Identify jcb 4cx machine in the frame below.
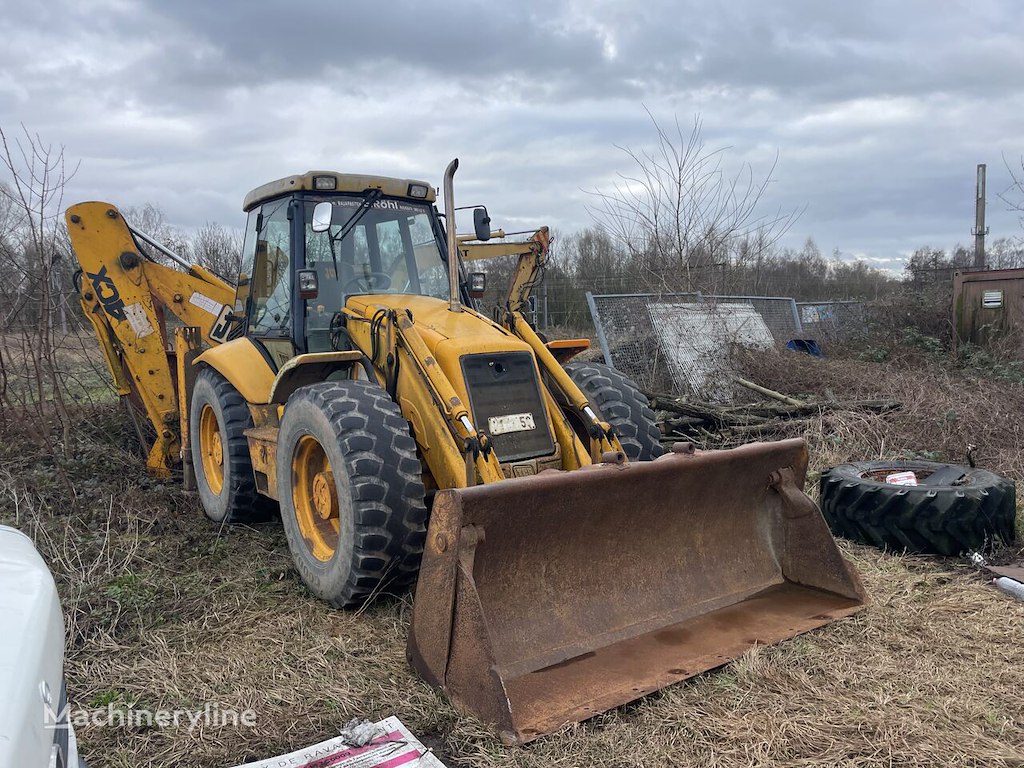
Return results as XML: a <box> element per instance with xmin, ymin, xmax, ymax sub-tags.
<box><xmin>67</xmin><ymin>160</ymin><xmax>866</xmax><ymax>744</ymax></box>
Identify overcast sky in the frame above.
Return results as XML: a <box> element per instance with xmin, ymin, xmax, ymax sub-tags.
<box><xmin>2</xmin><ymin>0</ymin><xmax>1023</xmax><ymax>271</ymax></box>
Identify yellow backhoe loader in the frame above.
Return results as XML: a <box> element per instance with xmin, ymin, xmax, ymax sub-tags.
<box><xmin>66</xmin><ymin>160</ymin><xmax>866</xmax><ymax>744</ymax></box>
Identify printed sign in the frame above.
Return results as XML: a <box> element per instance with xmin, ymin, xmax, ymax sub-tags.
<box><xmin>189</xmin><ymin>291</ymin><xmax>225</xmax><ymax>317</ymax></box>
<box><xmin>123</xmin><ymin>303</ymin><xmax>155</xmax><ymax>338</ymax></box>
<box><xmin>229</xmin><ymin>717</ymin><xmax>446</xmax><ymax>768</ymax></box>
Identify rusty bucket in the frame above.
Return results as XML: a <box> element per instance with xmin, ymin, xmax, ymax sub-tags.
<box><xmin>408</xmin><ymin>438</ymin><xmax>867</xmax><ymax>744</ymax></box>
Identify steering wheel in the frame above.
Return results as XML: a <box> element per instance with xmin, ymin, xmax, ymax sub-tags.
<box><xmin>342</xmin><ymin>272</ymin><xmax>392</xmax><ymax>294</ymax></box>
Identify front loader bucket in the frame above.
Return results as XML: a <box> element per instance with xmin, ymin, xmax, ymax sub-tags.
<box><xmin>408</xmin><ymin>438</ymin><xmax>867</xmax><ymax>744</ymax></box>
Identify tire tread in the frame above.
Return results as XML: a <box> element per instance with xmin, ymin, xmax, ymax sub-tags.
<box><xmin>191</xmin><ymin>368</ymin><xmax>265</xmax><ymax>523</ymax></box>
<box><xmin>820</xmin><ymin>460</ymin><xmax>1015</xmax><ymax>555</ymax></box>
<box><xmin>281</xmin><ymin>380</ymin><xmax>426</xmax><ymax>608</ymax></box>
<box><xmin>564</xmin><ymin>361</ymin><xmax>663</xmax><ymax>461</ymax></box>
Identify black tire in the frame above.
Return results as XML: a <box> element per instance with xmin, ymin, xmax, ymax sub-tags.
<box><xmin>564</xmin><ymin>361</ymin><xmax>663</xmax><ymax>461</ymax></box>
<box><xmin>277</xmin><ymin>380</ymin><xmax>427</xmax><ymax>608</ymax></box>
<box><xmin>820</xmin><ymin>460</ymin><xmax>1016</xmax><ymax>556</ymax></box>
<box><xmin>190</xmin><ymin>368</ymin><xmax>264</xmax><ymax>523</ymax></box>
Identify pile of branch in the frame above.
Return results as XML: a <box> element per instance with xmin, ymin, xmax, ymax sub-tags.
<box><xmin>646</xmin><ymin>377</ymin><xmax>901</xmax><ymax>444</ymax></box>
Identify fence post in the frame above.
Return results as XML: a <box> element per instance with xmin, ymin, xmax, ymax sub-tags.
<box><xmin>585</xmin><ymin>291</ymin><xmax>613</xmax><ymax>366</ymax></box>
<box><xmin>788</xmin><ymin>298</ymin><xmax>803</xmax><ymax>336</ymax></box>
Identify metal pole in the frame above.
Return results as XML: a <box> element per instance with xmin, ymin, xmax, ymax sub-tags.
<box><xmin>789</xmin><ymin>298</ymin><xmax>804</xmax><ymax>336</ymax></box>
<box><xmin>585</xmin><ymin>291</ymin><xmax>613</xmax><ymax>367</ymax></box>
<box><xmin>129</xmin><ymin>225</ymin><xmax>193</xmax><ymax>271</ymax></box>
<box><xmin>542</xmin><ymin>280</ymin><xmax>549</xmax><ymax>329</ymax></box>
<box><xmin>974</xmin><ymin>163</ymin><xmax>988</xmax><ymax>269</ymax></box>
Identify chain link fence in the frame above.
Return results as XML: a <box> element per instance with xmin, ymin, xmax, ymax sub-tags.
<box><xmin>587</xmin><ymin>291</ymin><xmax>869</xmax><ymax>398</ymax></box>
<box><xmin>796</xmin><ymin>301</ymin><xmax>866</xmax><ymax>343</ymax></box>
<box><xmin>585</xmin><ymin>292</ymin><xmax>702</xmax><ymax>393</ymax></box>
<box><xmin>587</xmin><ymin>291</ymin><xmax>811</xmax><ymax>399</ymax></box>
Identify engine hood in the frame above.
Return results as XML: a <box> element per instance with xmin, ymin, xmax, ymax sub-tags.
<box><xmin>344</xmin><ymin>294</ymin><xmax>557</xmax><ymax>463</ymax></box>
<box><xmin>344</xmin><ymin>294</ymin><xmax>532</xmax><ymax>357</ymax></box>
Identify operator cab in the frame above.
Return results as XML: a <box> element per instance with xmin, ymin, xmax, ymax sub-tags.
<box><xmin>235</xmin><ymin>172</ymin><xmax>460</xmax><ymax>365</ymax></box>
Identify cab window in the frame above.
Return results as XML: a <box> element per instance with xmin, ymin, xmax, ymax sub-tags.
<box><xmin>248</xmin><ymin>198</ymin><xmax>292</xmax><ymax>337</ymax></box>
<box><xmin>303</xmin><ymin>198</ymin><xmax>450</xmax><ymax>351</ymax></box>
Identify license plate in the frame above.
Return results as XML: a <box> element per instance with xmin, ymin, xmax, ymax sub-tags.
<box><xmin>488</xmin><ymin>412</ymin><xmax>536</xmax><ymax>435</ymax></box>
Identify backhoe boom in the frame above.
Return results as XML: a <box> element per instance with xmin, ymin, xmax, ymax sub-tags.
<box><xmin>66</xmin><ymin>202</ymin><xmax>236</xmax><ymax>474</ymax></box>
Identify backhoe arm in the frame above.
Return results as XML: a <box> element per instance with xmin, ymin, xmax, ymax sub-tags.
<box><xmin>460</xmin><ymin>226</ymin><xmax>550</xmax><ymax>314</ymax></box>
<box><xmin>66</xmin><ymin>202</ymin><xmax>237</xmax><ymax>475</ymax></box>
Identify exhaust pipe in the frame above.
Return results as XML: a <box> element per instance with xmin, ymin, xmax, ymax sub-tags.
<box><xmin>443</xmin><ymin>158</ymin><xmax>462</xmax><ymax>313</ymax></box>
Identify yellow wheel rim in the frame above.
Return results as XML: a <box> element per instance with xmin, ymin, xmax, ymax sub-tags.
<box><xmin>199</xmin><ymin>404</ymin><xmax>225</xmax><ymax>495</ymax></box>
<box><xmin>293</xmin><ymin>435</ymin><xmax>339</xmax><ymax>562</ymax></box>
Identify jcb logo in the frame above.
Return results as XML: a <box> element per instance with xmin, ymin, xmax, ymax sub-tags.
<box><xmin>86</xmin><ymin>265</ymin><xmax>126</xmax><ymax>321</ymax></box>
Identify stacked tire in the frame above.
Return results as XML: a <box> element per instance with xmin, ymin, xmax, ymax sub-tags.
<box><xmin>819</xmin><ymin>460</ymin><xmax>1015</xmax><ymax>556</ymax></box>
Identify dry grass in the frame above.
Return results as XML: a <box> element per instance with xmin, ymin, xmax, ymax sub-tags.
<box><xmin>738</xmin><ymin>350</ymin><xmax>1024</xmax><ymax>542</ymax></box>
<box><xmin>2</xmin><ymin>353</ymin><xmax>1023</xmax><ymax>767</ymax></box>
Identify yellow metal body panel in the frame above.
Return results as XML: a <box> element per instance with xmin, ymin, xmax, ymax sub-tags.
<box><xmin>245</xmin><ymin>426</ymin><xmax>280</xmax><ymax>498</ymax></box>
<box><xmin>461</xmin><ymin>227</ymin><xmax>550</xmax><ymax>315</ymax></box>
<box><xmin>343</xmin><ymin>294</ymin><xmax>594</xmax><ymax>488</ymax></box>
<box><xmin>194</xmin><ymin>338</ymin><xmax>276</xmax><ymax>404</ymax></box>
<box><xmin>243</xmin><ymin>171</ymin><xmax>435</xmax><ymax>212</ymax></box>
<box><xmin>66</xmin><ymin>202</ymin><xmax>237</xmax><ymax>474</ymax></box>
<box><xmin>345</xmin><ymin>295</ymin><xmax>504</xmax><ymax>487</ymax></box>
<box><xmin>546</xmin><ymin>338</ymin><xmax>591</xmax><ymax>364</ymax></box>
<box><xmin>268</xmin><ymin>351</ymin><xmax>366</xmax><ymax>403</ymax></box>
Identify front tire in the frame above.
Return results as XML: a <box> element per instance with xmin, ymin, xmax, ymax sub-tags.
<box><xmin>565</xmin><ymin>361</ymin><xmax>663</xmax><ymax>461</ymax></box>
<box><xmin>277</xmin><ymin>380</ymin><xmax>427</xmax><ymax>608</ymax></box>
<box><xmin>190</xmin><ymin>368</ymin><xmax>263</xmax><ymax>523</ymax></box>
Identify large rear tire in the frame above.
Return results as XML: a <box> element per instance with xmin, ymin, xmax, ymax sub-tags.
<box><xmin>277</xmin><ymin>380</ymin><xmax>427</xmax><ymax>608</ymax></box>
<box><xmin>564</xmin><ymin>361</ymin><xmax>663</xmax><ymax>461</ymax></box>
<box><xmin>190</xmin><ymin>368</ymin><xmax>264</xmax><ymax>523</ymax></box>
<box><xmin>820</xmin><ymin>460</ymin><xmax>1015</xmax><ymax>555</ymax></box>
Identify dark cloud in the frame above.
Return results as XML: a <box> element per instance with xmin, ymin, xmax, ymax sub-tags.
<box><xmin>0</xmin><ymin>0</ymin><xmax>1021</xmax><ymax>266</ymax></box>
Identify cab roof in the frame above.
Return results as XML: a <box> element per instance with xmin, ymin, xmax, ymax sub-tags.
<box><xmin>242</xmin><ymin>171</ymin><xmax>437</xmax><ymax>211</ymax></box>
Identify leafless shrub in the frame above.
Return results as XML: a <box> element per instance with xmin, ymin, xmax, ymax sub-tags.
<box><xmin>586</xmin><ymin>110</ymin><xmax>801</xmax><ymax>295</ymax></box>
<box><xmin>999</xmin><ymin>153</ymin><xmax>1024</xmax><ymax>240</ymax></box>
<box><xmin>740</xmin><ymin>348</ymin><xmax>1024</xmax><ymax>493</ymax></box>
<box><xmin>0</xmin><ymin>125</ymin><xmax>82</xmax><ymax>453</ymax></box>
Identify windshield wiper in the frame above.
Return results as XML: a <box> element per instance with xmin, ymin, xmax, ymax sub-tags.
<box><xmin>328</xmin><ymin>188</ymin><xmax>384</xmax><ymax>275</ymax></box>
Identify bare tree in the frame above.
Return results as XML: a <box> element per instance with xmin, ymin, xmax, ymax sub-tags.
<box><xmin>0</xmin><ymin>125</ymin><xmax>79</xmax><ymax>446</ymax></box>
<box><xmin>190</xmin><ymin>221</ymin><xmax>241</xmax><ymax>282</ymax></box>
<box><xmin>586</xmin><ymin>110</ymin><xmax>801</xmax><ymax>294</ymax></box>
<box><xmin>121</xmin><ymin>202</ymin><xmax>190</xmax><ymax>264</ymax></box>
<box><xmin>1000</xmin><ymin>154</ymin><xmax>1024</xmax><ymax>241</ymax></box>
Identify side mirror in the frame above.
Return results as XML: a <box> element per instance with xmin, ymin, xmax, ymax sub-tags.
<box><xmin>473</xmin><ymin>207</ymin><xmax>491</xmax><ymax>241</ymax></box>
<box><xmin>311</xmin><ymin>201</ymin><xmax>333</xmax><ymax>233</ymax></box>
<box><xmin>468</xmin><ymin>271</ymin><xmax>486</xmax><ymax>299</ymax></box>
